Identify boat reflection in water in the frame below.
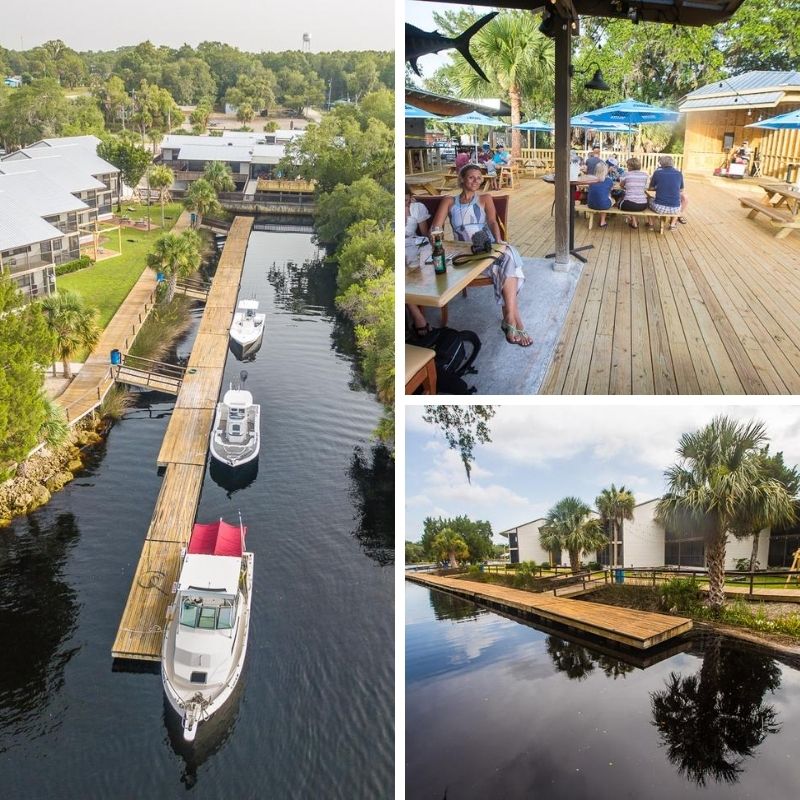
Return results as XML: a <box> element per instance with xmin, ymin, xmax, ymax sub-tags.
<box><xmin>209</xmin><ymin>456</ymin><xmax>259</xmax><ymax>497</ymax></box>
<box><xmin>164</xmin><ymin>675</ymin><xmax>246</xmax><ymax>788</ymax></box>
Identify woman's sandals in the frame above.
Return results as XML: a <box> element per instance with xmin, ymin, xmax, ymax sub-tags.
<box><xmin>501</xmin><ymin>321</ymin><xmax>533</xmax><ymax>347</ymax></box>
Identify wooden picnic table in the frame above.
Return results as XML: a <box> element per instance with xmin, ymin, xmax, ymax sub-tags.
<box><xmin>751</xmin><ymin>179</ymin><xmax>800</xmax><ymax>215</ymax></box>
<box><xmin>405</xmin><ymin>239</ymin><xmax>507</xmax><ymax>326</ymax></box>
<box><xmin>406</xmin><ymin>177</ymin><xmax>446</xmax><ymax>196</ymax></box>
<box><xmin>739</xmin><ymin>178</ymin><xmax>800</xmax><ymax>238</ymax></box>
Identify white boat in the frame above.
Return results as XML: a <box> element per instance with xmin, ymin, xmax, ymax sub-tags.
<box><xmin>229</xmin><ymin>299</ymin><xmax>265</xmax><ymax>359</ymax></box>
<box><xmin>162</xmin><ymin>518</ymin><xmax>254</xmax><ymax>742</ymax></box>
<box><xmin>209</xmin><ymin>388</ymin><xmax>260</xmax><ymax>468</ymax></box>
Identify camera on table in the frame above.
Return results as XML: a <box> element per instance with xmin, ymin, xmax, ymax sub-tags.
<box><xmin>470</xmin><ymin>229</ymin><xmax>493</xmax><ymax>254</ymax></box>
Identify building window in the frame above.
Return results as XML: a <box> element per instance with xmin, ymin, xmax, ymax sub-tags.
<box><xmin>768</xmin><ymin>525</ymin><xmax>800</xmax><ymax>567</ymax></box>
<box><xmin>665</xmin><ymin>532</ymin><xmax>706</xmax><ymax>567</ymax></box>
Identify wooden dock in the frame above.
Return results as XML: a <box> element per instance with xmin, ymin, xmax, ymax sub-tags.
<box><xmin>407</xmin><ymin>573</ymin><xmax>692</xmax><ymax>650</ymax></box>
<box><xmin>112</xmin><ymin>216</ymin><xmax>253</xmax><ymax>661</ymax></box>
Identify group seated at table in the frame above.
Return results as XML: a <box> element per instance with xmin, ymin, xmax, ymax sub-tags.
<box><xmin>585</xmin><ymin>154</ymin><xmax>688</xmax><ymax>230</ymax></box>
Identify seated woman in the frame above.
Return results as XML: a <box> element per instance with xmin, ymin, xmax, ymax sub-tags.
<box><xmin>405</xmin><ymin>185</ymin><xmax>433</xmax><ymax>337</ymax></box>
<box><xmin>617</xmin><ymin>157</ymin><xmax>649</xmax><ymax>229</ymax></box>
<box><xmin>429</xmin><ymin>164</ymin><xmax>531</xmax><ymax>347</ymax></box>
<box><xmin>648</xmin><ymin>155</ymin><xmax>686</xmax><ymax>230</ymax></box>
<box><xmin>586</xmin><ymin>162</ymin><xmax>614</xmax><ymax>228</ymax></box>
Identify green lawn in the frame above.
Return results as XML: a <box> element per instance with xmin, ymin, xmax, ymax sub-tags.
<box><xmin>58</xmin><ymin>202</ymin><xmax>183</xmax><ymax>328</ymax></box>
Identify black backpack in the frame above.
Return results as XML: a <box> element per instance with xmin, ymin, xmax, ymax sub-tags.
<box><xmin>409</xmin><ymin>326</ymin><xmax>481</xmax><ymax>394</ymax></box>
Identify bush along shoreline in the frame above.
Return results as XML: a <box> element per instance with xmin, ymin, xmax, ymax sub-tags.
<box><xmin>0</xmin><ymin>290</ymin><xmax>197</xmax><ymax>527</ymax></box>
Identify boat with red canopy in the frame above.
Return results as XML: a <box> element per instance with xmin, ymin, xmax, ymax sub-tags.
<box><xmin>161</xmin><ymin>517</ymin><xmax>254</xmax><ymax>741</ymax></box>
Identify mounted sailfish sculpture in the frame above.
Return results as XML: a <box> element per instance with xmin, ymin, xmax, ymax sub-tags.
<box><xmin>405</xmin><ymin>12</ymin><xmax>497</xmax><ymax>81</ymax></box>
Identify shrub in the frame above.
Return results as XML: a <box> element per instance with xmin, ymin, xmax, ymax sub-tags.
<box><xmin>587</xmin><ymin>561</ymin><xmax>602</xmax><ymax>571</ymax></box>
<box><xmin>55</xmin><ymin>256</ymin><xmax>93</xmax><ymax>277</ymax></box>
<box><xmin>540</xmin><ymin>561</ymin><xmax>552</xmax><ymax>569</ymax></box>
<box><xmin>467</xmin><ymin>564</ymin><xmax>481</xmax><ymax>576</ymax></box>
<box><xmin>660</xmin><ymin>577</ymin><xmax>701</xmax><ymax>614</ymax></box>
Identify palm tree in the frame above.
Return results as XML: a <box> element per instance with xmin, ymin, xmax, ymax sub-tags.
<box><xmin>595</xmin><ymin>484</ymin><xmax>635</xmax><ymax>568</ymax></box>
<box><xmin>39</xmin><ymin>290</ymin><xmax>100</xmax><ymax>379</ymax></box>
<box><xmin>444</xmin><ymin>10</ymin><xmax>554</xmax><ymax>158</ymax></box>
<box><xmin>146</xmin><ymin>229</ymin><xmax>202</xmax><ymax>303</ymax></box>
<box><xmin>655</xmin><ymin>416</ymin><xmax>796</xmax><ymax>612</ymax></box>
<box><xmin>148</xmin><ymin>164</ymin><xmax>174</xmax><ymax>228</ymax></box>
<box><xmin>540</xmin><ymin>496</ymin><xmax>607</xmax><ymax>574</ymax></box>
<box><xmin>184</xmin><ymin>178</ymin><xmax>221</xmax><ymax>227</ymax></box>
<box><xmin>538</xmin><ymin>526</ymin><xmax>562</xmax><ymax>568</ymax></box>
<box><xmin>202</xmin><ymin>161</ymin><xmax>236</xmax><ymax>194</ymax></box>
<box><xmin>431</xmin><ymin>527</ymin><xmax>470</xmax><ymax>568</ymax></box>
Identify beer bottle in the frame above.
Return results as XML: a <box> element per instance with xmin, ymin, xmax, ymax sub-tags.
<box><xmin>431</xmin><ymin>229</ymin><xmax>446</xmax><ymax>275</ymax></box>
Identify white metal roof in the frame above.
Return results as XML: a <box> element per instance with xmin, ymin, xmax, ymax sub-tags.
<box><xmin>250</xmin><ymin>144</ymin><xmax>286</xmax><ymax>164</ymax></box>
<box><xmin>0</xmin><ymin>171</ymin><xmax>88</xmax><ymax>216</ymax></box>
<box><xmin>0</xmin><ymin>194</ymin><xmax>63</xmax><ymax>251</ymax></box>
<box><xmin>28</xmin><ymin>135</ymin><xmax>103</xmax><ymax>150</ymax></box>
<box><xmin>0</xmin><ymin>156</ymin><xmax>106</xmax><ymax>192</ymax></box>
<box><xmin>178</xmin><ymin>553</ymin><xmax>241</xmax><ymax>595</ymax></box>
<box><xmin>177</xmin><ymin>144</ymin><xmax>255</xmax><ymax>162</ymax></box>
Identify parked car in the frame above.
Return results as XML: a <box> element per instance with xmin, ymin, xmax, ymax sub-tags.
<box><xmin>433</xmin><ymin>141</ymin><xmax>456</xmax><ymax>163</ymax></box>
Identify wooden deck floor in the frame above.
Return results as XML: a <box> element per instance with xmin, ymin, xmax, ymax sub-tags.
<box><xmin>407</xmin><ymin>572</ymin><xmax>692</xmax><ymax>650</ymax></box>
<box><xmin>497</xmin><ymin>174</ymin><xmax>800</xmax><ymax>393</ymax></box>
<box><xmin>112</xmin><ymin>216</ymin><xmax>253</xmax><ymax>661</ymax></box>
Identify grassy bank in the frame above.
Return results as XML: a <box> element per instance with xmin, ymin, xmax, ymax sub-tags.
<box><xmin>57</xmin><ymin>202</ymin><xmax>183</xmax><ymax>328</ymax></box>
<box><xmin>585</xmin><ymin>582</ymin><xmax>800</xmax><ymax>645</ymax></box>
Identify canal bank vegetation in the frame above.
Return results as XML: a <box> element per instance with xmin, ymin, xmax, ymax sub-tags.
<box><xmin>281</xmin><ymin>90</ymin><xmax>395</xmax><ymax>444</ymax></box>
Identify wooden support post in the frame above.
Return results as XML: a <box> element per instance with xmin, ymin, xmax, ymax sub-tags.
<box><xmin>553</xmin><ymin>13</ymin><xmax>572</xmax><ymax>271</ymax></box>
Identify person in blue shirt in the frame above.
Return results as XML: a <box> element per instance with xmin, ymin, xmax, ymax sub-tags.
<box><xmin>492</xmin><ymin>143</ymin><xmax>509</xmax><ymax>166</ymax></box>
<box><xmin>584</xmin><ymin>145</ymin><xmax>603</xmax><ymax>176</ymax></box>
<box><xmin>648</xmin><ymin>155</ymin><xmax>688</xmax><ymax>229</ymax></box>
<box><xmin>586</xmin><ymin>161</ymin><xmax>614</xmax><ymax>227</ymax></box>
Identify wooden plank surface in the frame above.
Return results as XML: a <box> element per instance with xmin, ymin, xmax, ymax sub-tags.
<box><xmin>407</xmin><ymin>573</ymin><xmax>692</xmax><ymax>650</ymax></box>
<box><xmin>483</xmin><ymin>174</ymin><xmax>800</xmax><ymax>394</ymax></box>
<box><xmin>114</xmin><ymin>216</ymin><xmax>253</xmax><ymax>660</ymax></box>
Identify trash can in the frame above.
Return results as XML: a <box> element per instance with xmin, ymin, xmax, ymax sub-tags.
<box><xmin>614</xmin><ymin>568</ymin><xmax>624</xmax><ymax>585</ymax></box>
<box><xmin>110</xmin><ymin>348</ymin><xmax>121</xmax><ymax>365</ymax></box>
<box><xmin>156</xmin><ymin>271</ymin><xmax>165</xmax><ymax>283</ymax></box>
<box><xmin>479</xmin><ymin>563</ymin><xmax>485</xmax><ymax>573</ymax></box>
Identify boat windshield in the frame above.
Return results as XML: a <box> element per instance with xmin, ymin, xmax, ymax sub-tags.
<box><xmin>180</xmin><ymin>597</ymin><xmax>236</xmax><ymax>630</ymax></box>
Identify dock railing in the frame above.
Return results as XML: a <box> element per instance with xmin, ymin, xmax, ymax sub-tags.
<box><xmin>608</xmin><ymin>566</ymin><xmax>800</xmax><ymax>596</ymax></box>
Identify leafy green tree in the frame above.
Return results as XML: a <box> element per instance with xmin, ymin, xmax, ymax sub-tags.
<box><xmin>190</xmin><ymin>99</ymin><xmax>213</xmax><ymax>132</ymax></box>
<box><xmin>93</xmin><ymin>75</ymin><xmax>132</xmax><ymax>129</ymax></box>
<box><xmin>314</xmin><ymin>178</ymin><xmax>392</xmax><ymax>250</ymax></box>
<box><xmin>721</xmin><ymin>0</ymin><xmax>800</xmax><ymax>73</ymax></box>
<box><xmin>595</xmin><ymin>484</ymin><xmax>635</xmax><ymax>568</ymax></box>
<box><xmin>431</xmin><ymin>527</ymin><xmax>470</xmax><ymax>568</ymax></box>
<box><xmin>421</xmin><ymin>406</ymin><xmax>495</xmax><ymax>483</ymax></box>
<box><xmin>160</xmin><ymin>57</ymin><xmax>216</xmax><ymax>105</ymax></box>
<box><xmin>277</xmin><ymin>67</ymin><xmax>325</xmax><ymax>114</ymax></box>
<box><xmin>184</xmin><ymin>177</ymin><xmax>221</xmax><ymax>226</ymax></box>
<box><xmin>0</xmin><ymin>78</ymin><xmax>68</xmax><ymax>149</ymax></box>
<box><xmin>432</xmin><ymin>9</ymin><xmax>554</xmax><ymax>158</ymax></box>
<box><xmin>130</xmin><ymin>80</ymin><xmax>181</xmax><ymax>148</ymax></box>
<box><xmin>406</xmin><ymin>541</ymin><xmax>425</xmax><ymax>564</ymax></box>
<box><xmin>236</xmin><ymin>102</ymin><xmax>254</xmax><ymax>125</ymax></box>
<box><xmin>335</xmin><ymin>219</ymin><xmax>394</xmax><ymax>292</ymax></box>
<box><xmin>97</xmin><ymin>137</ymin><xmax>151</xmax><ymax>209</ymax></box>
<box><xmin>421</xmin><ymin>516</ymin><xmax>494</xmax><ymax>563</ymax></box>
<box><xmin>149</xmin><ymin>164</ymin><xmax>174</xmax><ymax>227</ymax></box>
<box><xmin>359</xmin><ymin>88</ymin><xmax>394</xmax><ymax>128</ymax></box>
<box><xmin>62</xmin><ymin>95</ymin><xmax>106</xmax><ymax>137</ymax></box>
<box><xmin>540</xmin><ymin>497</ymin><xmax>606</xmax><ymax>574</ymax></box>
<box><xmin>202</xmin><ymin>160</ymin><xmax>236</xmax><ymax>194</ymax></box>
<box><xmin>39</xmin><ymin>290</ymin><xmax>101</xmax><ymax>379</ymax></box>
<box><xmin>0</xmin><ymin>274</ymin><xmax>56</xmax><ymax>479</ymax></box>
<box><xmin>146</xmin><ymin>229</ymin><xmax>202</xmax><ymax>302</ymax></box>
<box><xmin>731</xmin><ymin>448</ymin><xmax>800</xmax><ymax>571</ymax></box>
<box><xmin>656</xmin><ymin>416</ymin><xmax>796</xmax><ymax>612</ymax></box>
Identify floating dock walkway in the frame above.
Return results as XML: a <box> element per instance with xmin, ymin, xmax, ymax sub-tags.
<box><xmin>407</xmin><ymin>573</ymin><xmax>692</xmax><ymax>650</ymax></box>
<box><xmin>112</xmin><ymin>216</ymin><xmax>253</xmax><ymax>661</ymax></box>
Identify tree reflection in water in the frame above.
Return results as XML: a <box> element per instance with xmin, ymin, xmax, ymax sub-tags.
<box><xmin>0</xmin><ymin>512</ymin><xmax>80</xmax><ymax>747</ymax></box>
<box><xmin>429</xmin><ymin>590</ymin><xmax>487</xmax><ymax>622</ymax></box>
<box><xmin>348</xmin><ymin>444</ymin><xmax>394</xmax><ymax>566</ymax></box>
<box><xmin>546</xmin><ymin>636</ymin><xmax>635</xmax><ymax>681</ymax></box>
<box><xmin>650</xmin><ymin>636</ymin><xmax>781</xmax><ymax>787</ymax></box>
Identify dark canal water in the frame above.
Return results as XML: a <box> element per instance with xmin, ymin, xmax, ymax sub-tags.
<box><xmin>0</xmin><ymin>231</ymin><xmax>394</xmax><ymax>799</ymax></box>
<box><xmin>406</xmin><ymin>583</ymin><xmax>800</xmax><ymax>800</ymax></box>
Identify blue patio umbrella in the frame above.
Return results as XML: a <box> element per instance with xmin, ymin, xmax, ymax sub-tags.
<box><xmin>513</xmin><ymin>118</ymin><xmax>554</xmax><ymax>151</ymax></box>
<box><xmin>405</xmin><ymin>103</ymin><xmax>442</xmax><ymax>120</ymax></box>
<box><xmin>444</xmin><ymin>110</ymin><xmax>506</xmax><ymax>157</ymax></box>
<box><xmin>570</xmin><ymin>115</ymin><xmax>629</xmax><ymax>150</ymax></box>
<box><xmin>583</xmin><ymin>99</ymin><xmax>679</xmax><ymax>153</ymax></box>
<box><xmin>746</xmin><ymin>108</ymin><xmax>800</xmax><ymax>129</ymax></box>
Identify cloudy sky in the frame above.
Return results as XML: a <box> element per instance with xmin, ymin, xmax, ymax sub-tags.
<box><xmin>1</xmin><ymin>0</ymin><xmax>394</xmax><ymax>52</ymax></box>
<box><xmin>405</xmin><ymin>402</ymin><xmax>800</xmax><ymax>543</ymax></box>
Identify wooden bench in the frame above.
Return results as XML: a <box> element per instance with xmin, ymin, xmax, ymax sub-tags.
<box><xmin>739</xmin><ymin>197</ymin><xmax>800</xmax><ymax>239</ymax></box>
<box><xmin>575</xmin><ymin>204</ymin><xmax>673</xmax><ymax>234</ymax></box>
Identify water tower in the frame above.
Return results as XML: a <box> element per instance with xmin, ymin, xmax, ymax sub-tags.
<box><xmin>302</xmin><ymin>32</ymin><xmax>311</xmax><ymax>52</ymax></box>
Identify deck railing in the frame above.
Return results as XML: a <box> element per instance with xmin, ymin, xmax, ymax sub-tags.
<box><xmin>610</xmin><ymin>566</ymin><xmax>800</xmax><ymax>596</ymax></box>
